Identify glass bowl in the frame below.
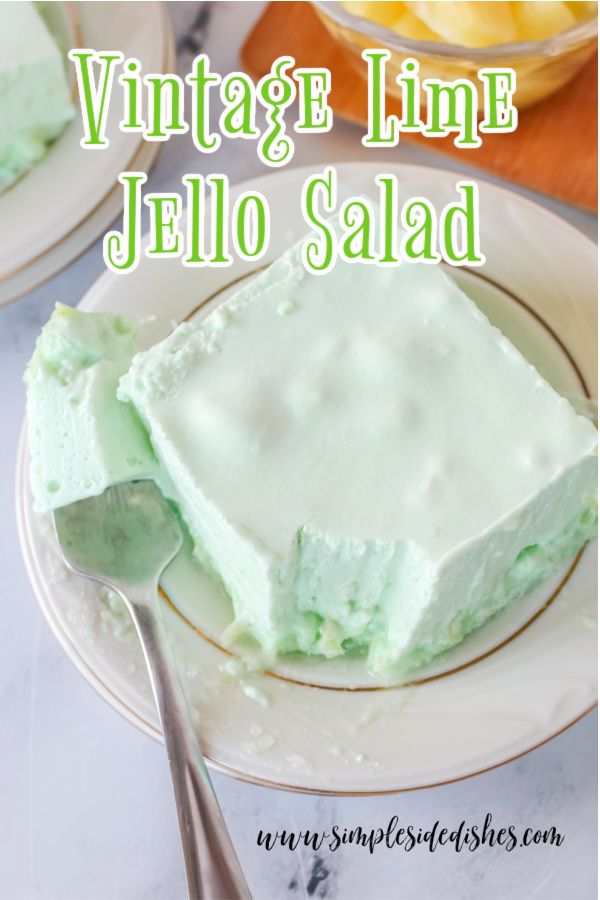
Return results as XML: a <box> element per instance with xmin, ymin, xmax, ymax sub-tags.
<box><xmin>312</xmin><ymin>1</ymin><xmax>598</xmax><ymax>109</ymax></box>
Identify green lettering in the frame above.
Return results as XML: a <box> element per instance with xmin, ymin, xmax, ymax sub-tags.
<box><xmin>402</xmin><ymin>198</ymin><xmax>438</xmax><ymax>261</ymax></box>
<box><xmin>341</xmin><ymin>200</ymin><xmax>375</xmax><ymax>261</ymax></box>
<box><xmin>441</xmin><ymin>182</ymin><xmax>485</xmax><ymax>265</ymax></box>
<box><xmin>424</xmin><ymin>80</ymin><xmax>480</xmax><ymax>147</ymax></box>
<box><xmin>185</xmin><ymin>54</ymin><xmax>221</xmax><ymax>152</ymax></box>
<box><xmin>183</xmin><ymin>175</ymin><xmax>206</xmax><ymax>265</ymax></box>
<box><xmin>144</xmin><ymin>75</ymin><xmax>187</xmax><ymax>139</ymax></box>
<box><xmin>220</xmin><ymin>73</ymin><xmax>259</xmax><ymax>137</ymax></box>
<box><xmin>294</xmin><ymin>69</ymin><xmax>332</xmax><ymax>131</ymax></box>
<box><xmin>257</xmin><ymin>56</ymin><xmax>295</xmax><ymax>166</ymax></box>
<box><xmin>301</xmin><ymin>167</ymin><xmax>336</xmax><ymax>273</ymax></box>
<box><xmin>234</xmin><ymin>193</ymin><xmax>268</xmax><ymax>259</ymax></box>
<box><xmin>479</xmin><ymin>69</ymin><xmax>517</xmax><ymax>131</ymax></box>
<box><xmin>104</xmin><ymin>172</ymin><xmax>146</xmax><ymax>271</ymax></box>
<box><xmin>68</xmin><ymin>50</ymin><xmax>123</xmax><ymax>147</ymax></box>
<box><xmin>207</xmin><ymin>175</ymin><xmax>232</xmax><ymax>265</ymax></box>
<box><xmin>145</xmin><ymin>195</ymin><xmax>181</xmax><ymax>255</ymax></box>
<box><xmin>362</xmin><ymin>50</ymin><xmax>399</xmax><ymax>146</ymax></box>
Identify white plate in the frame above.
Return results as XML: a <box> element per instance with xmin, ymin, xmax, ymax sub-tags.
<box><xmin>0</xmin><ymin>1</ymin><xmax>174</xmax><ymax>306</ymax></box>
<box><xmin>16</xmin><ymin>163</ymin><xmax>598</xmax><ymax>794</ymax></box>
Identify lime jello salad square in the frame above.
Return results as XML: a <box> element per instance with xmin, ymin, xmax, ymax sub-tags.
<box><xmin>26</xmin><ymin>242</ymin><xmax>598</xmax><ymax>675</ymax></box>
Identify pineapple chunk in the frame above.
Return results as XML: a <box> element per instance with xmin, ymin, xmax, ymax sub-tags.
<box><xmin>406</xmin><ymin>1</ymin><xmax>517</xmax><ymax>47</ymax></box>
<box><xmin>514</xmin><ymin>1</ymin><xmax>576</xmax><ymax>40</ymax></box>
<box><xmin>392</xmin><ymin>8</ymin><xmax>441</xmax><ymax>40</ymax></box>
<box><xmin>566</xmin><ymin>1</ymin><xmax>598</xmax><ymax>21</ymax></box>
<box><xmin>343</xmin><ymin>0</ymin><xmax>595</xmax><ymax>48</ymax></box>
<box><xmin>341</xmin><ymin>1</ymin><xmax>406</xmax><ymax>28</ymax></box>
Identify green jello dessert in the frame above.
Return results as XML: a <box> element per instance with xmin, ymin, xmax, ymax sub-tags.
<box><xmin>0</xmin><ymin>1</ymin><xmax>75</xmax><ymax>189</ymax></box>
<box><xmin>25</xmin><ymin>254</ymin><xmax>598</xmax><ymax>675</ymax></box>
<box><xmin>25</xmin><ymin>304</ymin><xmax>157</xmax><ymax>513</ymax></box>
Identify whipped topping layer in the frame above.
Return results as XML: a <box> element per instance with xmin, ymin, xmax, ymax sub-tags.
<box><xmin>26</xmin><ymin>250</ymin><xmax>598</xmax><ymax>674</ymax></box>
<box><xmin>119</xmin><ymin>252</ymin><xmax>597</xmax><ymax>671</ymax></box>
<box><xmin>122</xmin><ymin>261</ymin><xmax>596</xmax><ymax>560</ymax></box>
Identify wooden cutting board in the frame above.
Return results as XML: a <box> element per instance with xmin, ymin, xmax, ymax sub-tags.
<box><xmin>241</xmin><ymin>2</ymin><xmax>598</xmax><ymax>212</ymax></box>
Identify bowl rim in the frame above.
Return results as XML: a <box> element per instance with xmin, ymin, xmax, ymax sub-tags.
<box><xmin>312</xmin><ymin>0</ymin><xmax>598</xmax><ymax>60</ymax></box>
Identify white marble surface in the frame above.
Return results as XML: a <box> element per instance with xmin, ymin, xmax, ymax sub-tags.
<box><xmin>0</xmin><ymin>3</ymin><xmax>597</xmax><ymax>898</ymax></box>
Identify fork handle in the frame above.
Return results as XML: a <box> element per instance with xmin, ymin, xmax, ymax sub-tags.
<box><xmin>127</xmin><ymin>588</ymin><xmax>252</xmax><ymax>900</ymax></box>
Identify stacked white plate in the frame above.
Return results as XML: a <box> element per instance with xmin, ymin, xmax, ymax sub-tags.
<box><xmin>0</xmin><ymin>1</ymin><xmax>175</xmax><ymax>306</ymax></box>
<box><xmin>17</xmin><ymin>163</ymin><xmax>598</xmax><ymax>794</ymax></box>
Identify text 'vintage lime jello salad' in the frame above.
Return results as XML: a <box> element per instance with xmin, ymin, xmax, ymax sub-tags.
<box><xmin>25</xmin><ymin>241</ymin><xmax>598</xmax><ymax>675</ymax></box>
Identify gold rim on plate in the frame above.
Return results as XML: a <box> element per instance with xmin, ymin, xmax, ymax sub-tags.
<box><xmin>16</xmin><ymin>163</ymin><xmax>598</xmax><ymax>795</ymax></box>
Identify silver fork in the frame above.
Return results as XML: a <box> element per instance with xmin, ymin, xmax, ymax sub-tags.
<box><xmin>53</xmin><ymin>480</ymin><xmax>252</xmax><ymax>900</ymax></box>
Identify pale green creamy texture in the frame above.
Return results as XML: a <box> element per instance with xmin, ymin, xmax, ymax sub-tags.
<box><xmin>26</xmin><ymin>305</ymin><xmax>157</xmax><ymax>513</ymax></box>
<box><xmin>26</xmin><ymin>256</ymin><xmax>598</xmax><ymax>674</ymax></box>
<box><xmin>0</xmin><ymin>2</ymin><xmax>74</xmax><ymax>188</ymax></box>
<box><xmin>118</xmin><ymin>255</ymin><xmax>597</xmax><ymax>674</ymax></box>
